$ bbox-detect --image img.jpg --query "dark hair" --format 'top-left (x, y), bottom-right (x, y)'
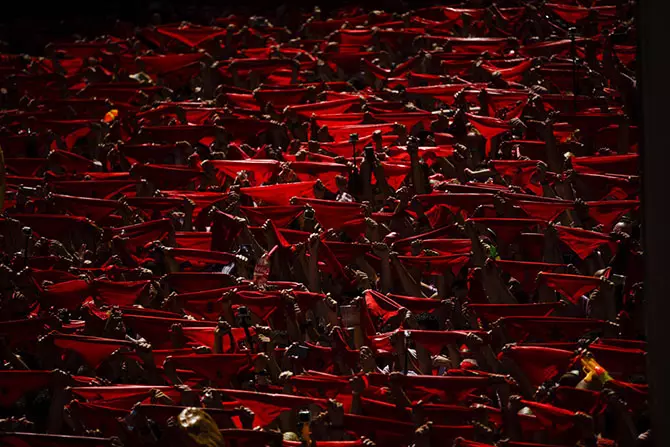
top-left (416, 312), bottom-right (440, 331)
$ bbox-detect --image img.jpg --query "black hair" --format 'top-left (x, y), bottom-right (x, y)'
top-left (416, 312), bottom-right (440, 331)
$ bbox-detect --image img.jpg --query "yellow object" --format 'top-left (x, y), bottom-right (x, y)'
top-left (178, 407), bottom-right (225, 447)
top-left (104, 109), bottom-right (119, 123)
top-left (581, 356), bottom-right (613, 384)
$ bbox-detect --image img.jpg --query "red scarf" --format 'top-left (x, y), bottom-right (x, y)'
top-left (469, 302), bottom-right (562, 325)
top-left (240, 181), bottom-right (316, 206)
top-left (555, 225), bottom-right (614, 259)
top-left (501, 345), bottom-right (576, 387)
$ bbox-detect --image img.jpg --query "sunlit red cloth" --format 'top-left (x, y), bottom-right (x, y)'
top-left (554, 225), bottom-right (615, 259)
top-left (52, 332), bottom-right (135, 367)
top-left (206, 159), bottom-right (280, 185)
top-left (41, 279), bottom-right (94, 310)
top-left (240, 181), bottom-right (317, 205)
top-left (291, 197), bottom-right (365, 230)
top-left (491, 160), bottom-right (543, 195)
top-left (286, 97), bottom-right (360, 118)
top-left (538, 272), bottom-right (602, 303)
top-left (500, 345), bottom-right (576, 387)
top-left (70, 385), bottom-right (181, 410)
top-left (465, 113), bottom-right (512, 155)
top-left (289, 161), bottom-right (350, 191)
top-left (109, 218), bottom-right (174, 252)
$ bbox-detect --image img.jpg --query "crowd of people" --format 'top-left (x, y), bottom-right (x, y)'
top-left (0, 0), bottom-right (645, 446)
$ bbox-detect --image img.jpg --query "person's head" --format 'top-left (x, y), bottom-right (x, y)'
top-left (177, 408), bottom-right (226, 447)
top-left (613, 218), bottom-right (633, 236)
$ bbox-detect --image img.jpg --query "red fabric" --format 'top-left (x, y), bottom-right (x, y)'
top-left (292, 197), bottom-right (365, 230)
top-left (555, 225), bottom-right (614, 259)
top-left (220, 389), bottom-right (327, 427)
top-left (367, 372), bottom-right (493, 402)
top-left (318, 135), bottom-right (397, 157)
top-left (163, 272), bottom-right (237, 293)
top-left (131, 163), bottom-right (202, 189)
top-left (167, 353), bottom-right (256, 385)
top-left (363, 290), bottom-right (403, 329)
top-left (156, 24), bottom-right (228, 47)
top-left (586, 200), bottom-right (640, 230)
top-left (210, 209), bottom-right (246, 252)
top-left (290, 161), bottom-right (349, 191)
top-left (400, 238), bottom-right (471, 256)
top-left (50, 194), bottom-right (123, 222)
top-left (468, 218), bottom-right (546, 245)
top-left (465, 113), bottom-right (512, 155)
top-left (491, 160), bottom-right (542, 195)
top-left (519, 400), bottom-right (581, 436)
top-left (240, 181), bottom-right (316, 205)
top-left (326, 123), bottom-right (395, 142)
top-left (286, 97), bottom-right (360, 118)
top-left (406, 84), bottom-right (486, 104)
top-left (255, 88), bottom-right (309, 108)
top-left (391, 225), bottom-right (461, 251)
top-left (409, 330), bottom-right (488, 356)
top-left (314, 113), bottom-right (365, 127)
top-left (207, 160), bottom-right (280, 185)
top-left (284, 441), bottom-right (363, 447)
top-left (42, 279), bottom-right (93, 310)
top-left (344, 413), bottom-right (474, 447)
top-left (51, 179), bottom-right (139, 199)
top-left (539, 272), bottom-right (602, 303)
top-left (546, 3), bottom-right (590, 23)
top-left (574, 172), bottom-right (639, 201)
top-left (0, 371), bottom-right (58, 407)
top-left (397, 254), bottom-right (470, 275)
top-left (416, 193), bottom-right (494, 217)
top-left (501, 346), bottom-right (575, 387)
top-left (515, 200), bottom-right (573, 221)
top-left (109, 218), bottom-right (173, 252)
top-left (587, 344), bottom-right (646, 378)
top-left (13, 214), bottom-right (95, 241)
top-left (469, 302), bottom-right (562, 325)
top-left (499, 316), bottom-right (609, 342)
top-left (553, 386), bottom-right (604, 414)
top-left (0, 433), bottom-right (117, 447)
top-left (93, 279), bottom-right (151, 306)
top-left (495, 260), bottom-right (566, 293)
top-left (71, 385), bottom-right (181, 409)
top-left (67, 401), bottom-right (127, 436)
top-left (53, 333), bottom-right (134, 367)
top-left (571, 154), bottom-right (639, 176)
top-left (175, 232), bottom-right (213, 250)
top-left (241, 205), bottom-right (304, 227)
top-left (453, 440), bottom-right (496, 447)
